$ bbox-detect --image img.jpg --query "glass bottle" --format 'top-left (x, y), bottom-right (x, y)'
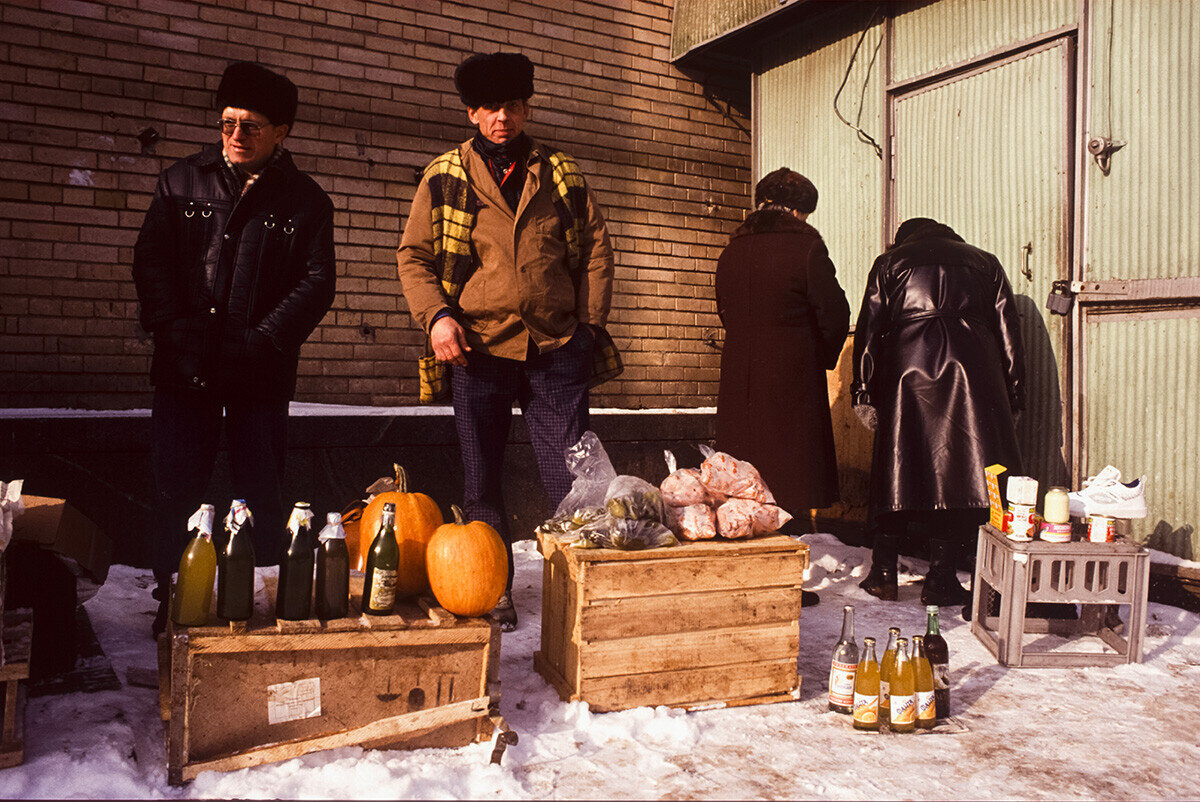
top-left (924, 605), bottom-right (951, 719)
top-left (912, 634), bottom-right (936, 730)
top-left (878, 626), bottom-right (900, 728)
top-left (828, 605), bottom-right (859, 714)
top-left (217, 499), bottom-right (255, 621)
top-left (362, 502), bottom-right (399, 615)
top-left (171, 504), bottom-right (217, 627)
top-left (315, 511), bottom-right (350, 620)
top-left (852, 636), bottom-right (880, 731)
top-left (276, 502), bottom-right (315, 621)
top-left (889, 637), bottom-right (916, 733)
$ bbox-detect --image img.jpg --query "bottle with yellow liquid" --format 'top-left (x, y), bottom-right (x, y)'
top-left (171, 503), bottom-right (217, 627)
top-left (852, 636), bottom-right (880, 731)
top-left (878, 626), bottom-right (900, 728)
top-left (912, 634), bottom-right (937, 730)
top-left (889, 637), bottom-right (917, 733)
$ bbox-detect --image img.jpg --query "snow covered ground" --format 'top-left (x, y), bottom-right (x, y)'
top-left (1, 533), bottom-right (1198, 800)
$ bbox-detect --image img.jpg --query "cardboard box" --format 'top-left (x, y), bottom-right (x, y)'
top-left (11, 496), bottom-right (112, 584)
top-left (534, 532), bottom-right (808, 712)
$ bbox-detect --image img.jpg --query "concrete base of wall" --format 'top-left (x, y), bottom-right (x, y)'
top-left (1, 406), bottom-right (717, 569)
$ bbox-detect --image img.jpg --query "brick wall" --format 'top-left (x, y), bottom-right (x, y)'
top-left (0, 0), bottom-right (750, 409)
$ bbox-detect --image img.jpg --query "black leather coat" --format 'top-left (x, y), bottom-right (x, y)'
top-left (851, 222), bottom-right (1024, 516)
top-left (133, 144), bottom-right (335, 399)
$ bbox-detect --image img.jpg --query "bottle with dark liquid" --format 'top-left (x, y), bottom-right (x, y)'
top-left (276, 502), bottom-right (315, 621)
top-left (924, 605), bottom-right (951, 719)
top-left (217, 499), bottom-right (255, 621)
top-left (362, 502), bottom-right (399, 615)
top-left (171, 504), bottom-right (217, 627)
top-left (315, 511), bottom-right (350, 620)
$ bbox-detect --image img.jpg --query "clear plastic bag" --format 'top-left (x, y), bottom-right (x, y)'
top-left (716, 498), bottom-right (792, 539)
top-left (675, 503), bottom-right (717, 541)
top-left (555, 431), bottom-right (619, 517)
top-left (535, 505), bottom-right (606, 544)
top-left (574, 513), bottom-right (678, 550)
top-left (604, 475), bottom-right (667, 523)
top-left (659, 450), bottom-right (708, 507)
top-left (698, 445), bottom-right (775, 504)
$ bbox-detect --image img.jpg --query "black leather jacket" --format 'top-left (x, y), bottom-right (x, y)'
top-left (133, 144), bottom-right (335, 399)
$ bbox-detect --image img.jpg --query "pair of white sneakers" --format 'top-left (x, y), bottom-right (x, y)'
top-left (1067, 465), bottom-right (1148, 519)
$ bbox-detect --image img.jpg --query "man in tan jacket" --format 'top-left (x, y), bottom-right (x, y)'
top-left (397, 52), bottom-right (615, 629)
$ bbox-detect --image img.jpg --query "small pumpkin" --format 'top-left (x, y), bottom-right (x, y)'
top-left (358, 463), bottom-right (444, 597)
top-left (426, 505), bottom-right (508, 617)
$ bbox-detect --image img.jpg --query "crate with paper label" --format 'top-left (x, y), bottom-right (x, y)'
top-left (534, 532), bottom-right (808, 712)
top-left (159, 575), bottom-right (512, 785)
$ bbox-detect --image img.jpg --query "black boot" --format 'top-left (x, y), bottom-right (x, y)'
top-left (859, 534), bottom-right (898, 601)
top-left (492, 593), bottom-right (518, 632)
top-left (921, 538), bottom-right (972, 607)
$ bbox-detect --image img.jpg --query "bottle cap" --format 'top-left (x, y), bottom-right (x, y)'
top-left (319, 512), bottom-right (346, 542)
top-left (188, 504), bottom-right (216, 538)
top-left (287, 502), bottom-right (315, 535)
top-left (226, 499), bottom-right (254, 532)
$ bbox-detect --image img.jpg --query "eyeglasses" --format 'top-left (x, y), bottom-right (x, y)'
top-left (218, 118), bottom-right (269, 136)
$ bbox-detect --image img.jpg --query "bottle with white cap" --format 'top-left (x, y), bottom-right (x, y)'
top-left (316, 512), bottom-right (350, 619)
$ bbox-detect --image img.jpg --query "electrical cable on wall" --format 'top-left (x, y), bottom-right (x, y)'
top-left (833, 3), bottom-right (883, 160)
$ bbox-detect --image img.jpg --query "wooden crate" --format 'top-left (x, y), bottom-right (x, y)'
top-left (160, 578), bottom-right (511, 785)
top-left (0, 609), bottom-right (32, 770)
top-left (534, 532), bottom-right (808, 712)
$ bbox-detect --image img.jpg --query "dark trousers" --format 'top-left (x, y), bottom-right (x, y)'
top-left (876, 508), bottom-right (987, 568)
top-left (150, 386), bottom-right (289, 594)
top-left (451, 326), bottom-right (593, 591)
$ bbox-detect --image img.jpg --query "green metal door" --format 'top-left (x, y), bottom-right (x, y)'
top-left (890, 38), bottom-right (1075, 491)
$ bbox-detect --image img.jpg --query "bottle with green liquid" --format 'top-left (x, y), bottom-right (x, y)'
top-left (171, 503), bottom-right (217, 627)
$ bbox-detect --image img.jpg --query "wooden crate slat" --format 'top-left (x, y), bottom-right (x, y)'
top-left (577, 585), bottom-right (802, 641)
top-left (581, 552), bottom-right (805, 601)
top-left (186, 623), bottom-right (491, 655)
top-left (578, 658), bottom-right (800, 712)
top-left (551, 534), bottom-right (806, 563)
top-left (578, 620), bottom-right (799, 679)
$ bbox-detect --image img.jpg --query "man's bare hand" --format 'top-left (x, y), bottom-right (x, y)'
top-left (431, 316), bottom-right (470, 366)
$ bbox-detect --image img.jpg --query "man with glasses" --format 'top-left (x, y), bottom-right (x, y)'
top-left (133, 61), bottom-right (335, 637)
top-left (398, 52), bottom-right (617, 631)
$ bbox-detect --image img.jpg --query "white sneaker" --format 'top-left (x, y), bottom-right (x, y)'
top-left (1067, 465), bottom-right (1148, 518)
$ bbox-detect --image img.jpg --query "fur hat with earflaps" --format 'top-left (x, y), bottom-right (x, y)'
top-left (454, 52), bottom-right (534, 107)
top-left (216, 62), bottom-right (299, 127)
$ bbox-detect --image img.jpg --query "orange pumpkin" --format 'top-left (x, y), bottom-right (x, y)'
top-left (358, 464), bottom-right (444, 597)
top-left (426, 505), bottom-right (508, 617)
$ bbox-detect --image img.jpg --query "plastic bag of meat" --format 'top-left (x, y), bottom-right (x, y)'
top-left (698, 446), bottom-right (775, 504)
top-left (716, 498), bottom-right (793, 539)
top-left (659, 450), bottom-right (708, 507)
top-left (676, 503), bottom-right (718, 541)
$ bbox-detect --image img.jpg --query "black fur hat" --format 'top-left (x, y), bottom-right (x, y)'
top-left (454, 52), bottom-right (534, 107)
top-left (216, 62), bottom-right (298, 127)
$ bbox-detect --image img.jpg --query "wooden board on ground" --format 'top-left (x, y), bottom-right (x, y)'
top-left (535, 532), bottom-right (808, 712)
top-left (0, 609), bottom-right (32, 770)
top-left (159, 577), bottom-right (506, 785)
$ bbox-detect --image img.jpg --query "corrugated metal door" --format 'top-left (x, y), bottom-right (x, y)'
top-left (891, 38), bottom-right (1075, 491)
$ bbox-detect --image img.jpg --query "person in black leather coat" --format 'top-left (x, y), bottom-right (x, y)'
top-left (133, 62), bottom-right (335, 636)
top-left (851, 217), bottom-right (1024, 606)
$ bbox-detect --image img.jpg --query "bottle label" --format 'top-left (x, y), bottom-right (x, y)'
top-left (852, 692), bottom-right (878, 724)
top-left (932, 663), bottom-right (950, 691)
top-left (367, 568), bottom-right (397, 612)
top-left (890, 693), bottom-right (916, 725)
top-left (917, 690), bottom-right (936, 722)
top-left (828, 661), bottom-right (857, 706)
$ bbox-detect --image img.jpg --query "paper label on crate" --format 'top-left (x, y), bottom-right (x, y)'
top-left (267, 677), bottom-right (322, 725)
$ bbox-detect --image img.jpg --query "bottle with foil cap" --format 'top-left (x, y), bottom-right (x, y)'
top-left (315, 512), bottom-right (350, 620)
top-left (217, 499), bottom-right (256, 621)
top-left (363, 502), bottom-right (400, 615)
top-left (276, 502), bottom-right (315, 621)
top-left (172, 504), bottom-right (217, 627)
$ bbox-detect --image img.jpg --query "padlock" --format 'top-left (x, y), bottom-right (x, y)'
top-left (1046, 281), bottom-right (1074, 316)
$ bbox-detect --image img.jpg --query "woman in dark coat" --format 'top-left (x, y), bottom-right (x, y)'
top-left (716, 168), bottom-right (851, 522)
top-left (852, 217), bottom-right (1025, 606)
